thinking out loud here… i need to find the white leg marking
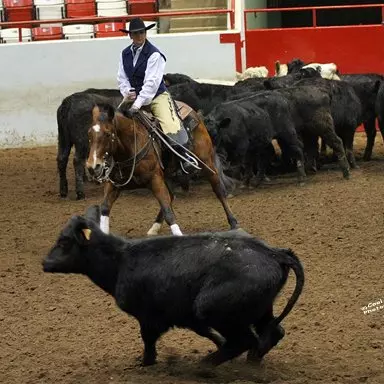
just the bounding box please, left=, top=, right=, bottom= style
left=170, top=223, right=183, bottom=236
left=147, top=222, right=162, bottom=236
left=100, top=215, right=110, bottom=234
left=92, top=150, right=97, bottom=169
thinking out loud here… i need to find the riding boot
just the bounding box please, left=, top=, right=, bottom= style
left=166, top=126, right=199, bottom=174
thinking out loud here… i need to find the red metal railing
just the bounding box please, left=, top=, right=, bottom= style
left=244, top=3, right=384, bottom=30
left=0, top=7, right=235, bottom=42
left=243, top=4, right=384, bottom=75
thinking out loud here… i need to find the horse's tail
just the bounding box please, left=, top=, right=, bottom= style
left=213, top=150, right=236, bottom=197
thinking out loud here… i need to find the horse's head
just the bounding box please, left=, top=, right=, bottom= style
left=86, top=103, right=117, bottom=182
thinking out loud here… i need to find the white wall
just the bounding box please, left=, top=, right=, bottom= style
left=0, top=31, right=237, bottom=148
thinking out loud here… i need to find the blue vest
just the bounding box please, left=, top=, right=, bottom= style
left=122, top=40, right=167, bottom=98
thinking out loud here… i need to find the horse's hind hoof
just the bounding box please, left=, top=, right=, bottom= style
left=76, top=192, right=85, bottom=200
left=343, top=171, right=351, bottom=180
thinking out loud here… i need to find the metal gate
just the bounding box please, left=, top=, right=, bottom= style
left=244, top=4, right=384, bottom=75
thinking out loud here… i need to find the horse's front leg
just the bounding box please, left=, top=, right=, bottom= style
left=100, top=182, right=121, bottom=234
left=150, top=173, right=182, bottom=236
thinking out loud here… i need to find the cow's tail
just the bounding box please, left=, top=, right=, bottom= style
left=269, top=248, right=305, bottom=328
left=57, top=97, right=72, bottom=160
left=213, top=150, right=237, bottom=197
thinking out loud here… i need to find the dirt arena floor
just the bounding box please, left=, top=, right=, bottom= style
left=1, top=133, right=383, bottom=384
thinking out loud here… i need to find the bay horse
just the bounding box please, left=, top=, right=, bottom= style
left=86, top=101, right=239, bottom=236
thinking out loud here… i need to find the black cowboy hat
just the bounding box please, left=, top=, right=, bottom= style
left=119, top=17, right=156, bottom=34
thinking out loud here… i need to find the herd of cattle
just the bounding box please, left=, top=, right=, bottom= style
left=46, top=56, right=384, bottom=368
left=57, top=57, right=384, bottom=200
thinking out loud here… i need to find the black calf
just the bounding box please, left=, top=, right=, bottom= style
left=43, top=207, right=304, bottom=367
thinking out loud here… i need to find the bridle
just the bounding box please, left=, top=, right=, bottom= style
left=95, top=117, right=155, bottom=187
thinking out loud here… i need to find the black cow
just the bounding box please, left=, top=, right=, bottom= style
left=233, top=76, right=268, bottom=90
left=376, top=81, right=384, bottom=153
left=43, top=206, right=304, bottom=367
left=57, top=89, right=122, bottom=200
left=163, top=72, right=197, bottom=86
left=222, top=91, right=307, bottom=182
left=259, top=84, right=350, bottom=178
left=203, top=99, right=275, bottom=187
left=296, top=78, right=362, bottom=168
left=265, top=76, right=362, bottom=169
left=168, top=81, right=263, bottom=115
left=340, top=74, right=383, bottom=160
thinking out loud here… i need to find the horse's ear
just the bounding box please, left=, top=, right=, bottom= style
left=97, top=103, right=115, bottom=122
left=105, top=104, right=115, bottom=122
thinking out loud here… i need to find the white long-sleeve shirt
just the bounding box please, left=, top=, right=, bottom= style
left=117, top=44, right=166, bottom=109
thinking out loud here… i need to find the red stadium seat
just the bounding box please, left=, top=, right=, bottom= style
left=3, top=0, right=34, bottom=27
left=127, top=0, right=157, bottom=21
left=95, top=21, right=125, bottom=37
left=65, top=0, right=96, bottom=18
left=32, top=26, right=62, bottom=40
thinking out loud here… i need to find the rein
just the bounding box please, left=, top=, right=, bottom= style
left=105, top=117, right=154, bottom=187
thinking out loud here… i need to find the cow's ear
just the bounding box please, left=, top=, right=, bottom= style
left=219, top=117, right=231, bottom=128
left=72, top=218, right=92, bottom=245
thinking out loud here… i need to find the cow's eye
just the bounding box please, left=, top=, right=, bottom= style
left=58, top=238, right=71, bottom=248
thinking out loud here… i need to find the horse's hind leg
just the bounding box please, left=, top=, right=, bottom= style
left=150, top=173, right=183, bottom=236
left=147, top=209, right=165, bottom=236
left=203, top=155, right=238, bottom=229
left=147, top=179, right=175, bottom=236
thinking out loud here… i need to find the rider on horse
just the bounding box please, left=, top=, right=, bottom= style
left=117, top=17, right=199, bottom=174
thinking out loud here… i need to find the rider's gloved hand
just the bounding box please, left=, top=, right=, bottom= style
left=127, top=106, right=140, bottom=118
left=125, top=89, right=136, bottom=101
